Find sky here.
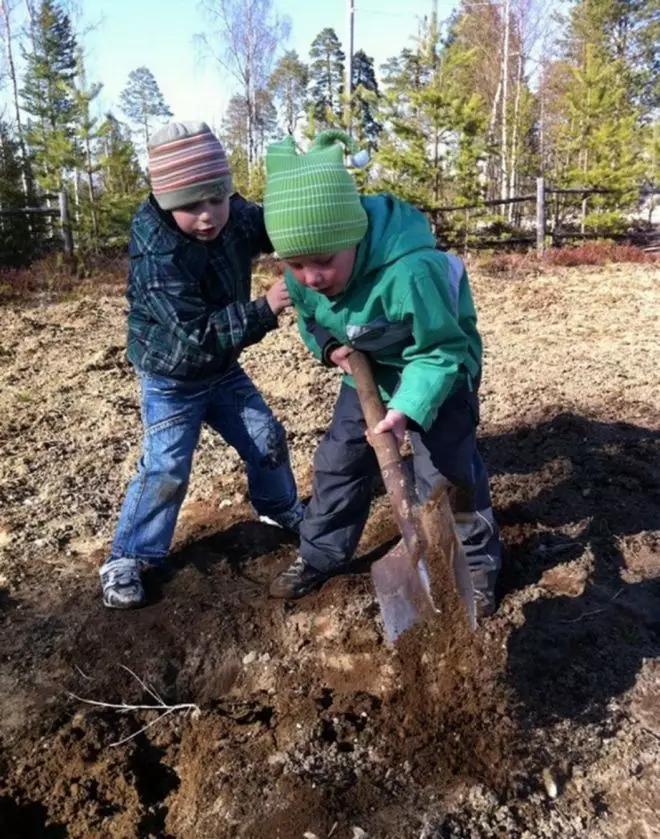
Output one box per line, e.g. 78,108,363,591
71,0,459,131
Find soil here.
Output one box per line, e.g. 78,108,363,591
0,262,658,839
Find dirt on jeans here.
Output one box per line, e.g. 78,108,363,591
0,262,658,838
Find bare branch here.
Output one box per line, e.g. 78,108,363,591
68,666,200,748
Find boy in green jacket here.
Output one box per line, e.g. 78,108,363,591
263,130,501,617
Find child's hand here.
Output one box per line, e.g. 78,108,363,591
328,344,354,373
371,410,407,447
266,279,292,315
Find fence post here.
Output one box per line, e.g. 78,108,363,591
536,176,545,257
59,188,74,258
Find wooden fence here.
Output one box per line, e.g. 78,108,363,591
430,178,659,255
0,188,73,257
1,181,657,260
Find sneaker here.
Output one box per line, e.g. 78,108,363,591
269,556,331,599
470,568,496,619
258,515,301,536
100,557,145,609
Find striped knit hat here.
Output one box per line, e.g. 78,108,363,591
264,129,369,258
147,121,232,211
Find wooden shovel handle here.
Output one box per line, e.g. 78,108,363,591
350,350,422,561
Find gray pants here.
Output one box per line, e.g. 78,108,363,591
300,382,500,588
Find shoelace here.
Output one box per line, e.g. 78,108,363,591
281,557,306,578
103,562,140,588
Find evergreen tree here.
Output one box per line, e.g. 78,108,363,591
119,66,173,147
97,113,145,197
375,15,488,211
96,113,147,247
350,50,381,151
72,49,103,247
308,27,344,127
0,120,33,266
544,0,650,232
269,50,309,135
550,44,643,231
20,0,78,194
563,0,659,109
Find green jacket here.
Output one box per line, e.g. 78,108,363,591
286,194,482,431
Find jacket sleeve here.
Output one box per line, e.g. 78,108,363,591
232,195,274,257
387,261,469,431
297,314,341,365
138,252,278,361
286,272,339,365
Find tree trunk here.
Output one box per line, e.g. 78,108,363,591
500,0,511,205
85,135,99,246
1,0,32,200
507,50,523,223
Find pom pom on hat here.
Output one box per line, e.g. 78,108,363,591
350,148,370,168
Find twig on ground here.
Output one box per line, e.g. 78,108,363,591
74,664,92,681
560,588,625,624
68,666,199,747
640,725,660,742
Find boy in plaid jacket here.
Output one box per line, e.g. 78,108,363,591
100,122,304,609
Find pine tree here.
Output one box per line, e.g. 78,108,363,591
119,66,173,147
544,0,650,232
21,0,78,194
350,50,381,151
97,113,144,197
0,120,33,266
552,44,643,231
269,50,309,135
96,113,147,247
564,0,659,109
374,15,488,211
308,27,345,127
72,49,103,247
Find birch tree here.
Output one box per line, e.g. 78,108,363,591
198,0,290,180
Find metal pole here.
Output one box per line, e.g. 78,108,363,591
536,176,545,257
59,187,74,258
345,0,354,134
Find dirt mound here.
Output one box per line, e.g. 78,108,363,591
0,264,659,838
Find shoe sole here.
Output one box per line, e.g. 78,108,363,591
102,595,145,610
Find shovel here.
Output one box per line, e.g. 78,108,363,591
349,350,477,641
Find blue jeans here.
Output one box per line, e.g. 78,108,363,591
110,364,303,564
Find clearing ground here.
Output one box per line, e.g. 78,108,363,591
0,262,658,838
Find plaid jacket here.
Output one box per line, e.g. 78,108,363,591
125,194,277,381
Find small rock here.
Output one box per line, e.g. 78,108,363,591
352,828,368,839
242,651,257,665
542,767,558,799
259,653,271,663
303,833,319,839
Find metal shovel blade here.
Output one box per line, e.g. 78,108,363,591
371,541,437,642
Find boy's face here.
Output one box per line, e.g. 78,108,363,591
171,196,230,241
284,248,356,298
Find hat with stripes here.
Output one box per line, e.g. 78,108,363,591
264,129,369,259
147,121,232,211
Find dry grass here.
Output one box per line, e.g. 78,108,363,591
477,240,659,276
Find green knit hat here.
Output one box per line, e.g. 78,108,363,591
264,129,369,259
